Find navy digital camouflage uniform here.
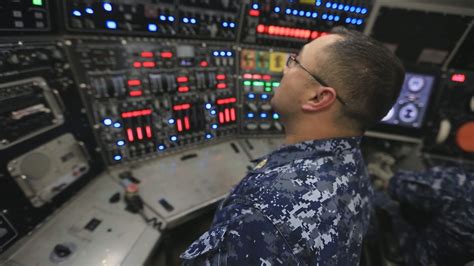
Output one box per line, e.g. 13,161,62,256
181,137,373,265
377,166,474,265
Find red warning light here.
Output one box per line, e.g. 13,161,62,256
243,73,253,79
249,10,260,16
225,108,230,122
252,74,262,80
184,116,190,130
141,51,154,58
128,79,141,86
129,90,143,97
200,61,209,67
451,73,466,83
127,128,134,142
136,127,143,140
177,118,183,132
145,126,152,138
216,74,226,80
178,86,190,92
263,75,271,81
216,97,237,105
219,112,225,123
173,103,191,111
143,61,156,68
176,76,189,83
161,51,173,58
133,62,142,68
256,24,265,33
216,83,227,89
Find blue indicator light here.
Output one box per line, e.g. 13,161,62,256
113,155,122,161
332,3,337,8
205,133,213,139
312,12,318,18
247,113,255,118
292,10,298,15
261,94,269,100
260,113,268,118
299,10,305,16
248,93,255,99
210,110,217,115
273,113,280,120
117,140,125,146
351,18,357,24
355,7,361,13
222,21,228,27
158,144,165,150
72,10,82,16
344,6,350,11
229,22,235,28
334,15,340,21
361,8,368,14
103,118,112,126
252,3,259,9
85,8,94,14
205,103,212,109
326,2,331,8
220,51,225,56
113,122,121,128
103,3,112,12
170,135,178,142
357,19,363,25
168,118,175,124
213,51,219,56
106,20,117,29
226,51,232,56
338,4,344,10
328,15,334,20
182,17,189,23
274,6,281,13
316,1,322,6
305,11,311,17
322,14,327,20
350,6,355,12
160,15,166,21
285,8,292,14
211,124,218,129
190,18,197,24
168,16,175,22
345,17,351,23
148,23,158,32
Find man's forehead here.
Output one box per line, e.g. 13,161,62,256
302,34,341,55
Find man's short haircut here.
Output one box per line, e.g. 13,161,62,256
318,26,405,131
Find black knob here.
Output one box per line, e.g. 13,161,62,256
53,244,72,258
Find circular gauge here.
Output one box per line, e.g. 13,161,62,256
407,76,425,92
381,107,395,122
398,103,418,123
456,121,474,152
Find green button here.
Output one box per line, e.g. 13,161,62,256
265,87,272,92
243,81,251,86
253,81,264,86
272,82,280,87
32,0,43,6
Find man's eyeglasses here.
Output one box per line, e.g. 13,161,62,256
286,55,347,106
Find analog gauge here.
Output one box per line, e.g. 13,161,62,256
407,76,425,92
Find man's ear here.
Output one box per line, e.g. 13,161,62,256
301,87,337,112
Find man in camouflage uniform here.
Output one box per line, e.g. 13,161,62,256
379,166,474,265
181,27,405,265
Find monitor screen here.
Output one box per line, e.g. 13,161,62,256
380,72,435,129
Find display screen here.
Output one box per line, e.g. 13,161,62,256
380,72,435,129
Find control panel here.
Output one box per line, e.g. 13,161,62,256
67,38,237,165
63,0,241,40
0,0,50,32
239,47,290,135
241,0,370,48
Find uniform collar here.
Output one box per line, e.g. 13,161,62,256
251,136,362,173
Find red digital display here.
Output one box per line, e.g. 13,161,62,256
141,51,154,58
216,97,237,105
177,76,189,83
216,83,227,89
143,61,156,68
216,74,226,80
161,51,173,58
178,86,190,93
451,74,466,83
256,24,326,40
249,10,260,16
133,62,142,68
173,103,191,111
129,90,143,97
128,79,141,86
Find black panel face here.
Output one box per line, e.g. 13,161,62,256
63,0,240,40
67,38,237,165
0,0,50,32
241,0,371,48
449,26,474,71
371,7,473,66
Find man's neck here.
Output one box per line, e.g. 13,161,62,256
283,120,363,145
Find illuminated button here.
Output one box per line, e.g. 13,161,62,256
261,94,269,100
361,8,368,14
326,2,331,8
32,0,43,6
356,7,361,13
72,10,82,16
350,6,356,12
113,122,121,128
103,3,112,12
85,8,94,14
114,155,122,161
322,14,328,19
274,7,281,13
190,18,197,24
328,15,334,20
285,8,292,14
299,10,305,16
168,16,175,22
220,51,226,56
305,11,311,17
273,113,280,120
160,15,166,21
117,140,125,146
213,51,219,56
312,12,318,18
210,110,217,115
252,3,259,9
205,133,213,139
148,23,158,32
357,19,363,25
183,17,189,23
211,124,218,129
260,113,268,118
332,3,338,8
344,6,350,11
248,93,256,99
103,119,112,126
106,20,117,29
168,118,175,124
170,135,178,142
292,10,298,15
247,113,255,119
338,4,344,10
158,145,166,150
334,15,340,21
205,103,212,109
222,21,228,27
226,51,232,56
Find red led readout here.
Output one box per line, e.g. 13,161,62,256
143,61,156,68
129,90,143,97
141,51,154,58
256,24,326,40
451,74,466,83
216,83,227,89
161,51,173,58
216,74,226,80
128,79,141,86
173,103,191,111
178,86,190,93
121,109,152,118
176,76,189,83
249,10,260,16
216,97,237,105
